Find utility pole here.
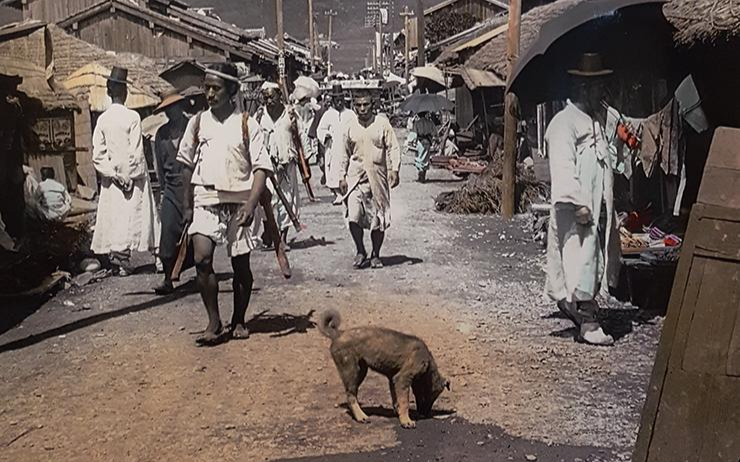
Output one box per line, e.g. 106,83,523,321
378,7,384,77
276,0,286,88
416,0,425,66
400,7,414,84
308,0,315,73
324,10,337,76
502,0,522,219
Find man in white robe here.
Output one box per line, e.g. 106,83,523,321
340,91,401,269
544,53,622,346
91,66,160,276
317,84,357,196
255,82,308,249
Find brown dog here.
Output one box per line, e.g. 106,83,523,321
319,309,450,429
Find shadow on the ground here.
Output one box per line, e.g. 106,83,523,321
0,292,57,337
382,255,424,267
0,288,195,354
545,308,662,342
290,236,335,250
338,403,456,421
423,177,466,184
246,309,316,338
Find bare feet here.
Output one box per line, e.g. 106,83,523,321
229,323,250,340
195,322,227,347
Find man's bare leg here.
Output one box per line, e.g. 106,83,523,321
370,230,384,268
192,235,223,343
230,253,253,339
349,222,367,268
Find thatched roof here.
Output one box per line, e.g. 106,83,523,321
465,0,583,78
0,57,79,111
48,24,173,97
465,0,740,80
664,0,740,46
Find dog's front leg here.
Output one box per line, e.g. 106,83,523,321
388,378,399,415
347,393,370,423
393,380,416,429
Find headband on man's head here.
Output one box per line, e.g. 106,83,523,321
205,68,241,84
261,81,280,91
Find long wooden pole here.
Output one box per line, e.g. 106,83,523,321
378,9,384,77
308,0,315,73
502,0,521,219
276,0,286,86
400,7,414,84
416,0,425,66
325,10,336,76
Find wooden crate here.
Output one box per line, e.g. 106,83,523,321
633,127,740,461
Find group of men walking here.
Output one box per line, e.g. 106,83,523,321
90,63,401,345
90,51,620,348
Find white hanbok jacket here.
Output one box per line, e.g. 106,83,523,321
317,107,357,189
544,101,621,303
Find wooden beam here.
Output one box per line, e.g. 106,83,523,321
501,0,521,219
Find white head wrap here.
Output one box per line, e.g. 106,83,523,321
261,81,280,91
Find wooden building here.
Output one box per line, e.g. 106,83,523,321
0,21,173,191
2,0,311,79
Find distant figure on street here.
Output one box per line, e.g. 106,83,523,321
317,84,357,198
255,82,308,250
177,63,273,346
412,111,436,183
308,94,331,185
544,53,621,346
152,91,193,295
91,66,160,276
340,91,401,269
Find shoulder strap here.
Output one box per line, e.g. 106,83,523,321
241,111,250,153
190,111,204,168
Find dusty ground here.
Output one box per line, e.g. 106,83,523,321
0,135,663,462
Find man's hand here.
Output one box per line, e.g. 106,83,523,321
389,170,400,189
234,203,256,228
339,178,348,196
575,206,593,225
182,207,194,228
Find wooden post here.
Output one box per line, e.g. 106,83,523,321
502,0,521,219
325,10,337,76
276,0,286,87
378,9,384,77
308,0,315,73
416,0,425,67
400,7,414,84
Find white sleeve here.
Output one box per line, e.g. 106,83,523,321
176,115,198,169
545,117,587,208
92,119,116,178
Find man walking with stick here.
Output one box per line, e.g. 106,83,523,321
254,82,309,250
177,63,273,346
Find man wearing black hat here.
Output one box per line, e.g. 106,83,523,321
91,66,160,276
152,91,192,294
544,53,620,346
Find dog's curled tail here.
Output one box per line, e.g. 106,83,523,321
319,309,342,340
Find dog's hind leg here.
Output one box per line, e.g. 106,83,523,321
337,358,370,423
388,378,399,415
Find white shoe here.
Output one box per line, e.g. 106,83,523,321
580,326,614,346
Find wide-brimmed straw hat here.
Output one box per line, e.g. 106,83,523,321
567,53,613,78
154,91,186,114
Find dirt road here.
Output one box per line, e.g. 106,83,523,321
0,142,662,461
